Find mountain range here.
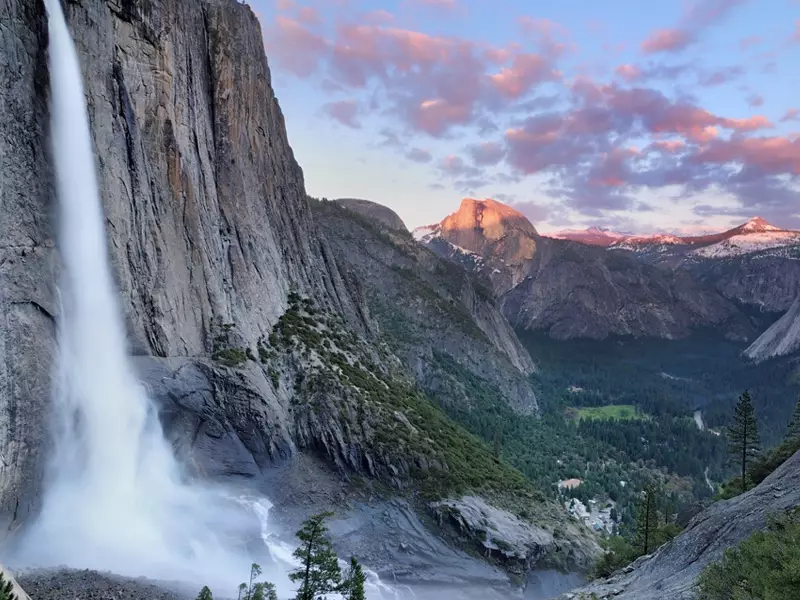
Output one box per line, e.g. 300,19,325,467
413,199,800,351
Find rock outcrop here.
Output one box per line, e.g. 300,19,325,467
334,198,408,232
745,297,800,361
559,449,800,600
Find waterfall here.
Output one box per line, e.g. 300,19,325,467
17,0,256,589
16,3,404,599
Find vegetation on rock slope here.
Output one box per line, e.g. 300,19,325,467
696,507,800,600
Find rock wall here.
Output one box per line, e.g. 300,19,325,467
0,0,366,529
0,0,56,531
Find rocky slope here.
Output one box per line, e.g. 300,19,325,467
558,449,800,600
416,199,753,341
745,297,800,362
314,198,539,414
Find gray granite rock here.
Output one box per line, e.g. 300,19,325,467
558,450,800,600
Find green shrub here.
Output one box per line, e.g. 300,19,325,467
696,508,800,600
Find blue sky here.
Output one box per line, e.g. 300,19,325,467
250,0,800,233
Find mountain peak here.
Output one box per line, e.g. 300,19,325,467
741,216,780,233
443,198,538,241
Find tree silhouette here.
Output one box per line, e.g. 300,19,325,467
728,390,761,494
290,512,342,600
635,486,659,555
341,557,367,600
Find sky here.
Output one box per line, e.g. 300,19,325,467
250,0,800,233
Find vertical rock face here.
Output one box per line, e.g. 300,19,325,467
64,0,356,357
745,297,800,362
0,0,56,530
0,0,364,527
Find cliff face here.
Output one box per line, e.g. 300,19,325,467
0,0,56,530
0,0,367,529
313,199,539,415
745,297,800,362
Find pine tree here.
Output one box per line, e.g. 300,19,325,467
728,390,761,494
261,583,278,600
635,486,659,555
0,572,17,600
341,557,367,600
786,396,800,441
290,512,342,600
246,564,263,600
493,425,503,459
237,583,248,600
196,587,214,600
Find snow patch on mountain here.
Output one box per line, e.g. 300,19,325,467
691,231,800,258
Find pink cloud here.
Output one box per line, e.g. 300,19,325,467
296,6,320,25
739,35,761,50
641,29,693,54
693,136,800,174
264,18,560,136
323,100,361,128
364,9,395,24
650,140,687,153
517,17,571,58
412,99,473,136
266,17,328,76
489,53,559,98
792,20,800,43
640,0,746,54
275,0,294,10
615,64,642,81
780,108,800,122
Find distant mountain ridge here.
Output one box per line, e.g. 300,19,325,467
546,217,799,255
413,198,756,341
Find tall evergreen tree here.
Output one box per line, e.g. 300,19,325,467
341,557,367,600
261,583,278,600
728,390,761,494
635,486,659,555
290,512,342,600
237,583,248,600
196,587,214,600
786,396,800,442
246,564,263,600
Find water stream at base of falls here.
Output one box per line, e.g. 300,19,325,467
14,2,404,598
